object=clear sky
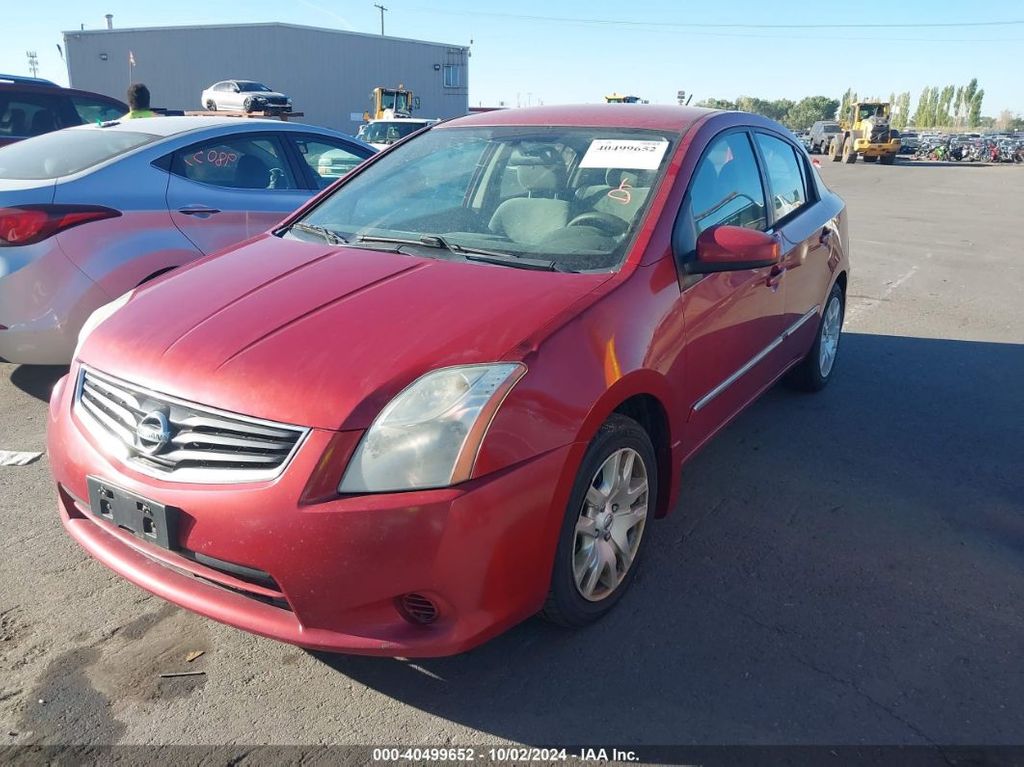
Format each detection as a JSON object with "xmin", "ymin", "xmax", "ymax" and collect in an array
[{"xmin": 8, "ymin": 1, "xmax": 1023, "ymax": 113}]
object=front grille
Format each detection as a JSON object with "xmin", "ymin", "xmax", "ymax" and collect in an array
[{"xmin": 75, "ymin": 366, "xmax": 307, "ymax": 483}]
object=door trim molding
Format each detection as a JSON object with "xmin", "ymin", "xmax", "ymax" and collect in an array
[{"xmin": 693, "ymin": 305, "xmax": 820, "ymax": 413}]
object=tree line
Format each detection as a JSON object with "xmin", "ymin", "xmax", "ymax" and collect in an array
[{"xmin": 696, "ymin": 78, "xmax": 990, "ymax": 131}]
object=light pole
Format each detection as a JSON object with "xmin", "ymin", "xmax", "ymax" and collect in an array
[
  {"xmin": 374, "ymin": 4, "xmax": 388, "ymax": 36},
  {"xmin": 26, "ymin": 51, "xmax": 39, "ymax": 78}
]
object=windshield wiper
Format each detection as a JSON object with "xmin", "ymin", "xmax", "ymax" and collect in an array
[
  {"xmin": 289, "ymin": 222, "xmax": 347, "ymax": 245},
  {"xmin": 356, "ymin": 234, "xmax": 562, "ymax": 271}
]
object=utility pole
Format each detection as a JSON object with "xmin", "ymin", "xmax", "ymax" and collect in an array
[
  {"xmin": 26, "ymin": 51, "xmax": 39, "ymax": 78},
  {"xmin": 374, "ymin": 4, "xmax": 388, "ymax": 36}
]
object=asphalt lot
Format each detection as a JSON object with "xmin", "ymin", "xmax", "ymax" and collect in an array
[{"xmin": 1, "ymin": 159, "xmax": 1022, "ymax": 750}]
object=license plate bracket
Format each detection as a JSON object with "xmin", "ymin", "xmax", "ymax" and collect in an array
[{"xmin": 87, "ymin": 476, "xmax": 179, "ymax": 551}]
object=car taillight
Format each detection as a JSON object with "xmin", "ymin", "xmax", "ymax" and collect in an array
[{"xmin": 0, "ymin": 205, "xmax": 121, "ymax": 247}]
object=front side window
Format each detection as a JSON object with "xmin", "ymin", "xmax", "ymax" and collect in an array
[
  {"xmin": 687, "ymin": 132, "xmax": 767, "ymax": 235},
  {"xmin": 754, "ymin": 133, "xmax": 809, "ymax": 221},
  {"xmin": 0, "ymin": 128, "xmax": 157, "ymax": 179},
  {"xmin": 294, "ymin": 126, "xmax": 677, "ymax": 273},
  {"xmin": 170, "ymin": 135, "xmax": 297, "ymax": 190},
  {"xmin": 293, "ymin": 136, "xmax": 369, "ymax": 189}
]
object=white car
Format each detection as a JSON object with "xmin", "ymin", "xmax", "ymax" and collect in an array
[
  {"xmin": 356, "ymin": 118, "xmax": 436, "ymax": 150},
  {"xmin": 201, "ymin": 80, "xmax": 292, "ymax": 113}
]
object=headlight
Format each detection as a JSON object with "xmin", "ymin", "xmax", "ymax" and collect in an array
[
  {"xmin": 73, "ymin": 291, "xmax": 133, "ymax": 360},
  {"xmin": 340, "ymin": 363, "xmax": 526, "ymax": 493}
]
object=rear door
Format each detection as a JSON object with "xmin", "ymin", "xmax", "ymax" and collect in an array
[
  {"xmin": 752, "ymin": 131, "xmax": 832, "ymax": 358},
  {"xmin": 673, "ymin": 129, "xmax": 788, "ymax": 450},
  {"xmin": 165, "ymin": 132, "xmax": 311, "ymax": 255}
]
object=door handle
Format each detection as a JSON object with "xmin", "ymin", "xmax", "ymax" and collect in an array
[
  {"xmin": 178, "ymin": 206, "xmax": 221, "ymax": 217},
  {"xmin": 767, "ymin": 264, "xmax": 785, "ymax": 290}
]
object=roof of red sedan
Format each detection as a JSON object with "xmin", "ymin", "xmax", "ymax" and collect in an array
[{"xmin": 442, "ymin": 104, "xmax": 715, "ymax": 133}]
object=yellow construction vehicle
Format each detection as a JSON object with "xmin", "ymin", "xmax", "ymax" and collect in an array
[
  {"xmin": 604, "ymin": 93, "xmax": 644, "ymax": 104},
  {"xmin": 829, "ymin": 101, "xmax": 901, "ymax": 165},
  {"xmin": 364, "ymin": 85, "xmax": 420, "ymax": 121}
]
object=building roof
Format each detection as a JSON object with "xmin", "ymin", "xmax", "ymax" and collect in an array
[{"xmin": 62, "ymin": 21, "xmax": 466, "ymax": 51}]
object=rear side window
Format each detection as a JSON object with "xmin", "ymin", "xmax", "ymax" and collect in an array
[
  {"xmin": 70, "ymin": 96, "xmax": 124, "ymax": 125},
  {"xmin": 0, "ymin": 128, "xmax": 157, "ymax": 179},
  {"xmin": 170, "ymin": 135, "xmax": 298, "ymax": 190},
  {"xmin": 292, "ymin": 136, "xmax": 369, "ymax": 189},
  {"xmin": 0, "ymin": 93, "xmax": 63, "ymax": 139},
  {"xmin": 754, "ymin": 133, "xmax": 809, "ymax": 221}
]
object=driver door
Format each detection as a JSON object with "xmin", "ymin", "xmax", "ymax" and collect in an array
[{"xmin": 166, "ymin": 133, "xmax": 309, "ymax": 255}]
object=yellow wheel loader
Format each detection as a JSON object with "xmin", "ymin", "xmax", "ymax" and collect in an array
[{"xmin": 828, "ymin": 101, "xmax": 901, "ymax": 165}]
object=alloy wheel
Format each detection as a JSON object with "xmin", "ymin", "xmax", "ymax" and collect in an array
[
  {"xmin": 819, "ymin": 296, "xmax": 842, "ymax": 378},
  {"xmin": 572, "ymin": 448, "xmax": 649, "ymax": 602}
]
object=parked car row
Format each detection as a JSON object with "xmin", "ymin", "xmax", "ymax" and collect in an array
[{"xmin": 3, "ymin": 100, "xmax": 850, "ymax": 657}]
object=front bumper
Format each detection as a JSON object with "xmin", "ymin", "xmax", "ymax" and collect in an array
[
  {"xmin": 0, "ymin": 243, "xmax": 110, "ymax": 365},
  {"xmin": 853, "ymin": 139, "xmax": 900, "ymax": 156},
  {"xmin": 48, "ymin": 371, "xmax": 574, "ymax": 656}
]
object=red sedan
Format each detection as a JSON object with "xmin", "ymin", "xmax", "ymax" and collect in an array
[{"xmin": 48, "ymin": 105, "xmax": 848, "ymax": 656}]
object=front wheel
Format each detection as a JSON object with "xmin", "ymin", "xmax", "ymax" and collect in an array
[
  {"xmin": 786, "ymin": 283, "xmax": 845, "ymax": 392},
  {"xmin": 842, "ymin": 137, "xmax": 857, "ymax": 163},
  {"xmin": 829, "ymin": 137, "xmax": 843, "ymax": 162},
  {"xmin": 205, "ymin": 100, "xmax": 217, "ymax": 111},
  {"xmin": 542, "ymin": 414, "xmax": 657, "ymax": 627}
]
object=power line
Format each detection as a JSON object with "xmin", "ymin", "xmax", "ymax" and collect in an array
[{"xmin": 404, "ymin": 7, "xmax": 1024, "ymax": 30}]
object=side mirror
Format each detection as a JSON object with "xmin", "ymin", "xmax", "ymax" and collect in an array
[
  {"xmin": 413, "ymin": 97, "xmax": 421, "ymax": 110},
  {"xmin": 687, "ymin": 225, "xmax": 780, "ymax": 274}
]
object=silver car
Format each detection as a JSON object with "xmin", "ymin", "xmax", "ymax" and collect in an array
[
  {"xmin": 201, "ymin": 80, "xmax": 292, "ymax": 113},
  {"xmin": 0, "ymin": 116, "xmax": 373, "ymax": 364}
]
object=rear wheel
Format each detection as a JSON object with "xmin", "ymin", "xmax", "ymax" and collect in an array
[
  {"xmin": 842, "ymin": 137, "xmax": 857, "ymax": 163},
  {"xmin": 879, "ymin": 153, "xmax": 896, "ymax": 165},
  {"xmin": 786, "ymin": 282, "xmax": 845, "ymax": 392},
  {"xmin": 863, "ymin": 155, "xmax": 878, "ymax": 163},
  {"xmin": 542, "ymin": 414, "xmax": 656, "ymax": 627}
]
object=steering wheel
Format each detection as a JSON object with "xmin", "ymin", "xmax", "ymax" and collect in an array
[{"xmin": 567, "ymin": 212, "xmax": 629, "ymax": 237}]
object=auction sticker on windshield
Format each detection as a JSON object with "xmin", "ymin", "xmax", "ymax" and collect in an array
[{"xmin": 579, "ymin": 139, "xmax": 669, "ymax": 169}]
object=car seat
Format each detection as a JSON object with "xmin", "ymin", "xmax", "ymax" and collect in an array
[
  {"xmin": 488, "ymin": 152, "xmax": 570, "ymax": 245},
  {"xmin": 235, "ymin": 154, "xmax": 271, "ymax": 189}
]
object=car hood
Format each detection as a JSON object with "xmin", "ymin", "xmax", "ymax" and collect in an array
[
  {"xmin": 251, "ymin": 91, "xmax": 287, "ymax": 99},
  {"xmin": 81, "ymin": 235, "xmax": 609, "ymax": 430}
]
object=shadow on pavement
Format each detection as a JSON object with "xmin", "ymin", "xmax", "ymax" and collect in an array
[
  {"xmin": 9, "ymin": 364, "xmax": 68, "ymax": 402},
  {"xmin": 315, "ymin": 332, "xmax": 1024, "ymax": 745}
]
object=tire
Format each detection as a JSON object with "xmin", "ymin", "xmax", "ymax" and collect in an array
[
  {"xmin": 879, "ymin": 153, "xmax": 896, "ymax": 165},
  {"xmin": 243, "ymin": 96, "xmax": 255, "ymax": 113},
  {"xmin": 842, "ymin": 137, "xmax": 857, "ymax": 163},
  {"xmin": 786, "ymin": 282, "xmax": 845, "ymax": 392},
  {"xmin": 205, "ymin": 100, "xmax": 217, "ymax": 111},
  {"xmin": 829, "ymin": 137, "xmax": 843, "ymax": 162},
  {"xmin": 541, "ymin": 414, "xmax": 657, "ymax": 627},
  {"xmin": 863, "ymin": 155, "xmax": 878, "ymax": 163}
]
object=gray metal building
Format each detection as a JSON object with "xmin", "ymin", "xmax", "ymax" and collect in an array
[{"xmin": 63, "ymin": 22, "xmax": 469, "ymax": 133}]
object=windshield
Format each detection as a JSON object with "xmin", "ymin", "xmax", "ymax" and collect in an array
[
  {"xmin": 362, "ymin": 121, "xmax": 427, "ymax": 144},
  {"xmin": 296, "ymin": 125, "xmax": 676, "ymax": 273},
  {"xmin": 380, "ymin": 91, "xmax": 410, "ymax": 112},
  {"xmin": 0, "ymin": 129, "xmax": 158, "ymax": 179},
  {"xmin": 821, "ymin": 123, "xmax": 840, "ymax": 132},
  {"xmin": 237, "ymin": 82, "xmax": 271, "ymax": 92}
]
